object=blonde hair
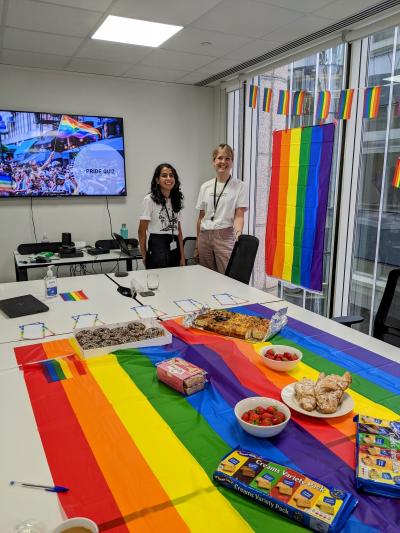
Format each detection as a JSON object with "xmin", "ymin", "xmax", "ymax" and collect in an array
[{"xmin": 212, "ymin": 143, "xmax": 234, "ymax": 161}]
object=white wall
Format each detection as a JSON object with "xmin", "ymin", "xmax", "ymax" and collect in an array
[{"xmin": 0, "ymin": 65, "xmax": 215, "ymax": 282}]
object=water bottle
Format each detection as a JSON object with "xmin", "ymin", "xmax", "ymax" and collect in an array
[
  {"xmin": 44, "ymin": 265, "xmax": 57, "ymax": 298},
  {"xmin": 41, "ymin": 233, "xmax": 49, "ymax": 243},
  {"xmin": 120, "ymin": 223, "xmax": 128, "ymax": 240}
]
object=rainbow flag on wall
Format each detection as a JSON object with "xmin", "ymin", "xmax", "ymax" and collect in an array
[
  {"xmin": 263, "ymin": 88, "xmax": 272, "ymax": 112},
  {"xmin": 316, "ymin": 90, "xmax": 331, "ymax": 120},
  {"xmin": 291, "ymin": 90, "xmax": 305, "ymax": 115},
  {"xmin": 248, "ymin": 85, "xmax": 258, "ymax": 109},
  {"xmin": 363, "ymin": 86, "xmax": 381, "ymax": 119},
  {"xmin": 277, "ymin": 90, "xmax": 290, "ymax": 115},
  {"xmin": 393, "ymin": 158, "xmax": 400, "ymax": 188},
  {"xmin": 337, "ymin": 89, "xmax": 354, "ymax": 120},
  {"xmin": 265, "ymin": 124, "xmax": 335, "ymax": 291},
  {"xmin": 14, "ymin": 305, "xmax": 400, "ymax": 532},
  {"xmin": 60, "ymin": 290, "xmax": 88, "ymax": 302},
  {"xmin": 57, "ymin": 115, "xmax": 100, "ymax": 139},
  {"xmin": 0, "ymin": 172, "xmax": 13, "ymax": 192}
]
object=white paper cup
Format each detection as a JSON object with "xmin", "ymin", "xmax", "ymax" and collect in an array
[{"xmin": 53, "ymin": 517, "xmax": 98, "ymax": 533}]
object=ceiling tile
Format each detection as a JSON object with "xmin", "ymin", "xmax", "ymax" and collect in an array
[
  {"xmin": 66, "ymin": 57, "xmax": 132, "ymax": 76},
  {"xmin": 1, "ymin": 48, "xmax": 69, "ymax": 69},
  {"xmin": 314, "ymin": 0, "xmax": 383, "ymax": 20},
  {"xmin": 161, "ymin": 27, "xmax": 252, "ymax": 56},
  {"xmin": 196, "ymin": 58, "xmax": 241, "ymax": 75},
  {"xmin": 255, "ymin": 0, "xmax": 334, "ymax": 13},
  {"xmin": 111, "ymin": 0, "xmax": 222, "ymax": 26},
  {"xmin": 3, "ymin": 27, "xmax": 83, "ymax": 56},
  {"xmin": 124, "ymin": 64, "xmax": 190, "ymax": 82},
  {"xmin": 262, "ymin": 14, "xmax": 336, "ymax": 43},
  {"xmin": 191, "ymin": 0, "xmax": 303, "ymax": 39},
  {"xmin": 139, "ymin": 49, "xmax": 216, "ymax": 70},
  {"xmin": 36, "ymin": 0, "xmax": 113, "ymax": 11},
  {"xmin": 175, "ymin": 71, "xmax": 211, "ymax": 84},
  {"xmin": 224, "ymin": 38, "xmax": 281, "ymax": 61},
  {"xmin": 77, "ymin": 39, "xmax": 152, "ymax": 63},
  {"xmin": 7, "ymin": 0, "xmax": 102, "ymax": 37}
]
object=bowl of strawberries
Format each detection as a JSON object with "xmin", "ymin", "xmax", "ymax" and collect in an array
[
  {"xmin": 260, "ymin": 345, "xmax": 302, "ymax": 372},
  {"xmin": 234, "ymin": 396, "xmax": 291, "ymax": 437}
]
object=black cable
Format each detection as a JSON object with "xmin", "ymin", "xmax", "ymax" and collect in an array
[
  {"xmin": 105, "ymin": 196, "xmax": 114, "ymax": 238},
  {"xmin": 30, "ymin": 197, "xmax": 37, "ymax": 242}
]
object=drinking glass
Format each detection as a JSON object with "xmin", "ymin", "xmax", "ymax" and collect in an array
[{"xmin": 147, "ymin": 273, "xmax": 159, "ymax": 291}]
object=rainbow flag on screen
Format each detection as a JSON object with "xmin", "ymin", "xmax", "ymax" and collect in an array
[
  {"xmin": 248, "ymin": 85, "xmax": 258, "ymax": 109},
  {"xmin": 60, "ymin": 290, "xmax": 88, "ymax": 302},
  {"xmin": 337, "ymin": 89, "xmax": 354, "ymax": 119},
  {"xmin": 0, "ymin": 172, "xmax": 12, "ymax": 191},
  {"xmin": 263, "ymin": 88, "xmax": 272, "ymax": 112},
  {"xmin": 265, "ymin": 123, "xmax": 335, "ymax": 291},
  {"xmin": 57, "ymin": 115, "xmax": 100, "ymax": 139},
  {"xmin": 277, "ymin": 89, "xmax": 290, "ymax": 115},
  {"xmin": 363, "ymin": 86, "xmax": 381, "ymax": 119},
  {"xmin": 292, "ymin": 90, "xmax": 305, "ymax": 115},
  {"xmin": 393, "ymin": 158, "xmax": 400, "ymax": 188},
  {"xmin": 316, "ymin": 90, "xmax": 331, "ymax": 120}
]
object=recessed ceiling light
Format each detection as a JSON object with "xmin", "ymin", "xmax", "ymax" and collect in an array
[{"xmin": 92, "ymin": 15, "xmax": 183, "ymax": 47}]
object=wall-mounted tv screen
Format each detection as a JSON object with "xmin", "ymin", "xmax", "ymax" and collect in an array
[{"xmin": 0, "ymin": 110, "xmax": 126, "ymax": 197}]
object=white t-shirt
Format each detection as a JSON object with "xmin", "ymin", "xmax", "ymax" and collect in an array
[
  {"xmin": 196, "ymin": 177, "xmax": 248, "ymax": 230},
  {"xmin": 139, "ymin": 194, "xmax": 182, "ymax": 235}
]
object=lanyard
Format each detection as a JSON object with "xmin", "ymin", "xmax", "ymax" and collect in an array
[
  {"xmin": 163, "ymin": 201, "xmax": 176, "ymax": 236},
  {"xmin": 211, "ymin": 176, "xmax": 231, "ymax": 221}
]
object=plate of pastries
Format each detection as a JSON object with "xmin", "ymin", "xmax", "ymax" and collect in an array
[
  {"xmin": 281, "ymin": 371, "xmax": 354, "ymax": 418},
  {"xmin": 192, "ymin": 309, "xmax": 270, "ymax": 341}
]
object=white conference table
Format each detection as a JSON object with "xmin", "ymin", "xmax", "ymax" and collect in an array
[{"xmin": 0, "ymin": 267, "xmax": 399, "ymax": 532}]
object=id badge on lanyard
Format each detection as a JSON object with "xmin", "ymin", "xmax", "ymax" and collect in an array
[{"xmin": 164, "ymin": 204, "xmax": 177, "ymax": 250}]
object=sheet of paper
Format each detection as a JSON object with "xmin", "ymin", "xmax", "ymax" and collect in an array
[
  {"xmin": 174, "ymin": 299, "xmax": 203, "ymax": 313},
  {"xmin": 74, "ymin": 314, "xmax": 98, "ymax": 328},
  {"xmin": 133, "ymin": 305, "xmax": 157, "ymax": 319},
  {"xmin": 21, "ymin": 323, "xmax": 44, "ymax": 339},
  {"xmin": 213, "ymin": 293, "xmax": 237, "ymax": 305}
]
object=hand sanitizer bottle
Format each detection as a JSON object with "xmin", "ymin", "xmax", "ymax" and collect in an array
[
  {"xmin": 120, "ymin": 223, "xmax": 128, "ymax": 240},
  {"xmin": 44, "ymin": 266, "xmax": 57, "ymax": 298}
]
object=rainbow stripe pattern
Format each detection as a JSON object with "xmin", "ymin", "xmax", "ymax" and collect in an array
[
  {"xmin": 60, "ymin": 290, "xmax": 88, "ymax": 302},
  {"xmin": 41, "ymin": 355, "xmax": 87, "ymax": 382},
  {"xmin": 337, "ymin": 89, "xmax": 354, "ymax": 120},
  {"xmin": 316, "ymin": 91, "xmax": 331, "ymax": 120},
  {"xmin": 265, "ymin": 124, "xmax": 335, "ymax": 291},
  {"xmin": 363, "ymin": 86, "xmax": 381, "ymax": 119},
  {"xmin": 58, "ymin": 115, "xmax": 100, "ymax": 139},
  {"xmin": 263, "ymin": 88, "xmax": 272, "ymax": 112},
  {"xmin": 291, "ymin": 91, "xmax": 305, "ymax": 115},
  {"xmin": 393, "ymin": 158, "xmax": 400, "ymax": 189},
  {"xmin": 14, "ymin": 304, "xmax": 400, "ymax": 532},
  {"xmin": 249, "ymin": 85, "xmax": 258, "ymax": 109},
  {"xmin": 277, "ymin": 90, "xmax": 290, "ymax": 115},
  {"xmin": 0, "ymin": 172, "xmax": 13, "ymax": 191}
]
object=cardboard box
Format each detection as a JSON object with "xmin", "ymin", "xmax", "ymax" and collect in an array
[{"xmin": 156, "ymin": 357, "xmax": 207, "ymax": 395}]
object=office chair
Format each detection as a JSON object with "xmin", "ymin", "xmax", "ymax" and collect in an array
[
  {"xmin": 373, "ymin": 268, "xmax": 400, "ymax": 347},
  {"xmin": 225, "ymin": 234, "xmax": 259, "ymax": 285},
  {"xmin": 183, "ymin": 237, "xmax": 197, "ymax": 265}
]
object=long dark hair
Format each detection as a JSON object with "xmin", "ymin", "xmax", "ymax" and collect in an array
[{"xmin": 150, "ymin": 163, "xmax": 184, "ymax": 213}]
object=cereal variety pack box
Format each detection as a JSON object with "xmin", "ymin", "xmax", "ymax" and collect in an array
[
  {"xmin": 214, "ymin": 448, "xmax": 357, "ymax": 532},
  {"xmin": 354, "ymin": 414, "xmax": 400, "ymax": 498}
]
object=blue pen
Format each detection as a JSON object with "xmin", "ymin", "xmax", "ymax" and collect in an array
[{"xmin": 10, "ymin": 480, "xmax": 69, "ymax": 493}]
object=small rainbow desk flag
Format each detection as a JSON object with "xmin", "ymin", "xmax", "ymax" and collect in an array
[
  {"xmin": 393, "ymin": 158, "xmax": 400, "ymax": 188},
  {"xmin": 58, "ymin": 115, "xmax": 100, "ymax": 139},
  {"xmin": 266, "ymin": 123, "xmax": 335, "ymax": 291},
  {"xmin": 248, "ymin": 85, "xmax": 258, "ymax": 109},
  {"xmin": 363, "ymin": 86, "xmax": 381, "ymax": 119},
  {"xmin": 0, "ymin": 172, "xmax": 13, "ymax": 192},
  {"xmin": 60, "ymin": 290, "xmax": 88, "ymax": 301},
  {"xmin": 292, "ymin": 90, "xmax": 305, "ymax": 115},
  {"xmin": 316, "ymin": 90, "xmax": 331, "ymax": 120},
  {"xmin": 337, "ymin": 89, "xmax": 354, "ymax": 120},
  {"xmin": 277, "ymin": 89, "xmax": 290, "ymax": 115},
  {"xmin": 263, "ymin": 88, "xmax": 272, "ymax": 112}
]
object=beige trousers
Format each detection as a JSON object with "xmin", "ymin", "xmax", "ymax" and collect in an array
[{"xmin": 198, "ymin": 227, "xmax": 235, "ymax": 274}]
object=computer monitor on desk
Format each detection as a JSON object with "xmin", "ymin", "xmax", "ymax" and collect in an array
[{"xmin": 112, "ymin": 233, "xmax": 141, "ymax": 258}]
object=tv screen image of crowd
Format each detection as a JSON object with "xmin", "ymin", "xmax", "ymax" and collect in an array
[{"xmin": 0, "ymin": 111, "xmax": 126, "ymax": 197}]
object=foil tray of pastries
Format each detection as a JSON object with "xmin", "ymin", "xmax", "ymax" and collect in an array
[
  {"xmin": 295, "ymin": 372, "xmax": 352, "ymax": 414},
  {"xmin": 74, "ymin": 319, "xmax": 172, "ymax": 358},
  {"xmin": 191, "ymin": 309, "xmax": 271, "ymax": 341}
]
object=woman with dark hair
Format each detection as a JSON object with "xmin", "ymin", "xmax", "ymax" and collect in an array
[{"xmin": 138, "ymin": 163, "xmax": 185, "ymax": 269}]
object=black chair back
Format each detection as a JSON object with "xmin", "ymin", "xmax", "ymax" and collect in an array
[
  {"xmin": 17, "ymin": 242, "xmax": 63, "ymax": 255},
  {"xmin": 373, "ymin": 268, "xmax": 400, "ymax": 347},
  {"xmin": 183, "ymin": 237, "xmax": 197, "ymax": 265},
  {"xmin": 225, "ymin": 234, "xmax": 259, "ymax": 285},
  {"xmin": 95, "ymin": 238, "xmax": 138, "ymax": 252}
]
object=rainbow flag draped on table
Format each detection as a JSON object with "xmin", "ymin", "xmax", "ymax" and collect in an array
[
  {"xmin": 14, "ymin": 304, "xmax": 400, "ymax": 533},
  {"xmin": 265, "ymin": 124, "xmax": 335, "ymax": 291},
  {"xmin": 57, "ymin": 115, "xmax": 100, "ymax": 139}
]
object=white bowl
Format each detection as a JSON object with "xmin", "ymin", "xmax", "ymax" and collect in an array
[
  {"xmin": 234, "ymin": 396, "xmax": 291, "ymax": 437},
  {"xmin": 53, "ymin": 517, "xmax": 98, "ymax": 533},
  {"xmin": 260, "ymin": 345, "xmax": 302, "ymax": 372}
]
